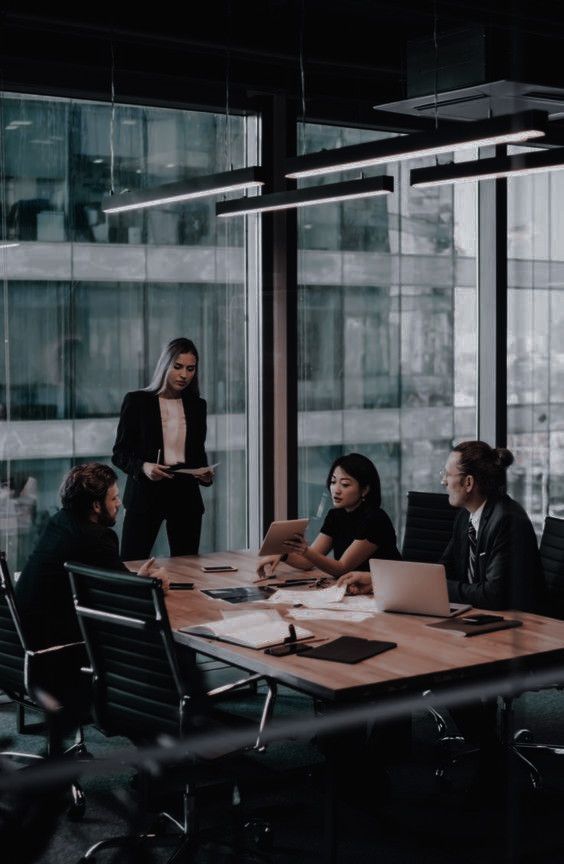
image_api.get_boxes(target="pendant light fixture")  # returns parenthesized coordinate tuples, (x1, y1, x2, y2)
(284, 110, 549, 180)
(410, 145, 564, 187)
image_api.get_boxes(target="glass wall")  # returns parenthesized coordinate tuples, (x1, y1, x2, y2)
(507, 160, 564, 534)
(297, 124, 478, 543)
(0, 92, 257, 568)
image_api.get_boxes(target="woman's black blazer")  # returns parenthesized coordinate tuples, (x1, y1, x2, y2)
(112, 390, 209, 515)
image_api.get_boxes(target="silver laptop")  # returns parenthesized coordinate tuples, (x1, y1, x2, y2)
(369, 560, 471, 618)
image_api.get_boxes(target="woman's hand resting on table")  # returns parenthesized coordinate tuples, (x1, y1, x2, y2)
(256, 555, 283, 579)
(336, 571, 373, 595)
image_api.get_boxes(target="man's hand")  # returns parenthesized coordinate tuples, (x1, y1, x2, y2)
(137, 556, 171, 592)
(336, 571, 372, 595)
(143, 462, 173, 481)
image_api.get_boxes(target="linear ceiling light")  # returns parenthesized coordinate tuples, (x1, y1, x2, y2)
(284, 110, 549, 180)
(410, 146, 564, 188)
(102, 167, 265, 214)
(216, 175, 394, 217)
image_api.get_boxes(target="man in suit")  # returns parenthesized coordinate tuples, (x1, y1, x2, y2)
(340, 441, 544, 791)
(438, 441, 544, 613)
(15, 462, 169, 651)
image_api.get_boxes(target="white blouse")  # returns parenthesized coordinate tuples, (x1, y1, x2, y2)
(158, 397, 187, 466)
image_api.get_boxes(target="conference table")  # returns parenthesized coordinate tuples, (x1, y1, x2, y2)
(147, 550, 564, 704)
(140, 550, 564, 862)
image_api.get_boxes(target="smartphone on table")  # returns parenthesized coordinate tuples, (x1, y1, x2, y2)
(201, 564, 238, 573)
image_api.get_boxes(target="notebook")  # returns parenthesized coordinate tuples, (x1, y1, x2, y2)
(369, 559, 471, 617)
(301, 636, 397, 664)
(427, 617, 523, 637)
(180, 610, 313, 649)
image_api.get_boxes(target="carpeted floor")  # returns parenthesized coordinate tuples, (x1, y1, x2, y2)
(3, 686, 564, 863)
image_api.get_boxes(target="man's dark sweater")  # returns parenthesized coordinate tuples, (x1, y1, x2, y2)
(15, 508, 127, 649)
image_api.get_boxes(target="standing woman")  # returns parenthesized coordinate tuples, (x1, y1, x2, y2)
(112, 337, 213, 560)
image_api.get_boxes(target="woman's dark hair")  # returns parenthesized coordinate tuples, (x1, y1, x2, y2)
(60, 463, 117, 518)
(326, 452, 381, 508)
(452, 440, 514, 498)
(145, 338, 200, 396)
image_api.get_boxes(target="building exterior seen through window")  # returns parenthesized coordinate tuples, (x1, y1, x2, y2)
(0, 97, 559, 567)
(0, 92, 255, 567)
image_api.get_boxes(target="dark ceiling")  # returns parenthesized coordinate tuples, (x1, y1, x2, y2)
(2, 2, 564, 127)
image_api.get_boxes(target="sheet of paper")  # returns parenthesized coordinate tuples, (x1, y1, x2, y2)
(266, 584, 346, 608)
(288, 608, 374, 622)
(327, 596, 377, 612)
(173, 462, 220, 476)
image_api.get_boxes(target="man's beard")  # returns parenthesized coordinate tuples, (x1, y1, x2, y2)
(97, 506, 116, 528)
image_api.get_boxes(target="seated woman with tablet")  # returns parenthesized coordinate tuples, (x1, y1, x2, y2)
(256, 452, 401, 579)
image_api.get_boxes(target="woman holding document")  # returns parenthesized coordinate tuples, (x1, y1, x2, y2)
(112, 337, 213, 559)
(257, 452, 401, 579)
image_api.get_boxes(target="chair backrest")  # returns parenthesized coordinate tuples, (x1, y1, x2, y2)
(0, 551, 29, 696)
(539, 516, 564, 619)
(401, 491, 458, 563)
(65, 562, 195, 740)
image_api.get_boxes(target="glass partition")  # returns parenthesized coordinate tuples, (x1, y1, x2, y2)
(507, 160, 564, 534)
(297, 123, 478, 543)
(0, 92, 258, 568)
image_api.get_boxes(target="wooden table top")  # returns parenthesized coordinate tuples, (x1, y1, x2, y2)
(145, 550, 564, 702)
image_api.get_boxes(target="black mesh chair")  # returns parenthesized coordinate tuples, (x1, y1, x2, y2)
(0, 551, 87, 819)
(65, 561, 278, 863)
(507, 515, 564, 775)
(402, 491, 458, 563)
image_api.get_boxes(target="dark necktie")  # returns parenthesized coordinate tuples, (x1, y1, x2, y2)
(467, 520, 477, 583)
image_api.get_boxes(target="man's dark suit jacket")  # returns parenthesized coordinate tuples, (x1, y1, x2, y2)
(15, 509, 127, 650)
(112, 390, 209, 516)
(440, 494, 544, 613)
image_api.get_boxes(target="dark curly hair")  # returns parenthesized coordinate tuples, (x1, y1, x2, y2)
(452, 440, 514, 498)
(326, 452, 381, 508)
(60, 463, 117, 518)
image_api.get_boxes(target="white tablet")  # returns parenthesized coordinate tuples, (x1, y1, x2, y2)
(258, 518, 310, 556)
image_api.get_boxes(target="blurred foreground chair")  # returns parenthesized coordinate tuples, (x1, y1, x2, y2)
(0, 551, 87, 819)
(65, 562, 279, 863)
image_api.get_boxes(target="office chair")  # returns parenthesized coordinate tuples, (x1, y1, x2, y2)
(65, 561, 279, 863)
(402, 492, 459, 741)
(402, 490, 457, 563)
(0, 551, 87, 820)
(507, 515, 564, 776)
(433, 517, 564, 793)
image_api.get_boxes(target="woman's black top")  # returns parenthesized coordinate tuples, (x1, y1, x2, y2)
(319, 503, 402, 571)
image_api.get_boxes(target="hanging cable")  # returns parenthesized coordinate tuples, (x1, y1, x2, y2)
(432, 0, 439, 131)
(109, 41, 116, 196)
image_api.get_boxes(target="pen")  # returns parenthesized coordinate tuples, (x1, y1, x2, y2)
(156, 448, 161, 465)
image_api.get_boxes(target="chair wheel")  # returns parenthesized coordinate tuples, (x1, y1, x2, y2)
(68, 784, 86, 821)
(514, 728, 533, 744)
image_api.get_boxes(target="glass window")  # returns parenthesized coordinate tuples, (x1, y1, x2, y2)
(0, 91, 256, 568)
(297, 123, 478, 542)
(507, 164, 564, 533)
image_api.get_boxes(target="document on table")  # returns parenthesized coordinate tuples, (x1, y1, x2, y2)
(179, 609, 313, 649)
(288, 608, 375, 623)
(266, 584, 346, 608)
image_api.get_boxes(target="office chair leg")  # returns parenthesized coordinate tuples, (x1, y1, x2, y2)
(255, 679, 277, 751)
